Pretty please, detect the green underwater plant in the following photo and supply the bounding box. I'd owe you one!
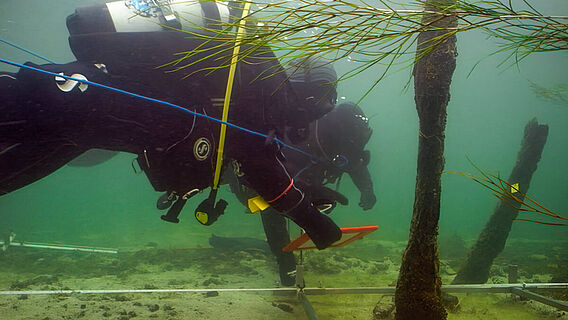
[529,81,568,105]
[446,163,568,227]
[161,0,568,97]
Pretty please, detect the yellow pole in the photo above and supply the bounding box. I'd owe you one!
[212,1,252,190]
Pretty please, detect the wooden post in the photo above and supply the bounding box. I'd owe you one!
[394,1,457,319]
[452,118,549,284]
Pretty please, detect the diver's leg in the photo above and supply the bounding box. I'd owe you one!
[0,65,89,195]
[0,140,84,195]
[0,72,22,139]
[234,140,342,250]
[260,209,296,286]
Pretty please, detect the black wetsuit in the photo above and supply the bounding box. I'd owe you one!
[229,102,377,285]
[0,5,342,249]
[285,102,377,210]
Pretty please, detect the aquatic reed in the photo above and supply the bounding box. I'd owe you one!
[446,163,568,227]
[159,0,567,96]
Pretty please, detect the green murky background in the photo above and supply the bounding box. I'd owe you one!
[0,0,566,319]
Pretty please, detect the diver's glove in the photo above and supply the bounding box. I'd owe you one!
[271,186,342,250]
[359,191,377,211]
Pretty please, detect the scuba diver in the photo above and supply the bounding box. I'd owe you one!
[0,1,346,249]
[223,101,376,286]
[283,101,376,211]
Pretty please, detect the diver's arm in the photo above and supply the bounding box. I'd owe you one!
[348,164,377,211]
[235,147,341,250]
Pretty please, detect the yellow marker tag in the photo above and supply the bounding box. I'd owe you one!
[248,196,270,214]
[511,183,519,194]
[195,211,208,225]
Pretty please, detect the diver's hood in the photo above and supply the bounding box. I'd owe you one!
[67,0,232,35]
[283,57,338,130]
[317,102,372,169]
[286,57,338,86]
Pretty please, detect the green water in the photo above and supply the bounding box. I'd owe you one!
[0,0,567,319]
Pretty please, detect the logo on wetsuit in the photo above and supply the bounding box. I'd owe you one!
[193,138,211,161]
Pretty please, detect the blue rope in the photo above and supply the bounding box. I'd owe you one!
[0,39,57,64]
[0,57,319,162]
[293,163,313,180]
